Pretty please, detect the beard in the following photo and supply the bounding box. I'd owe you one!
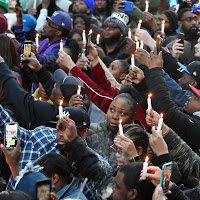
[103,32,122,45]
[183,25,199,40]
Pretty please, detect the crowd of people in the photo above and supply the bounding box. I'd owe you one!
[0,0,200,199]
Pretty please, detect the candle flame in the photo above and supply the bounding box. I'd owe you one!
[139,19,142,24]
[145,1,149,5]
[60,100,63,106]
[131,54,134,57]
[39,97,42,101]
[160,113,163,118]
[145,156,149,162]
[60,39,63,42]
[78,85,81,90]
[148,93,152,98]
[97,34,100,39]
[36,33,39,38]
[89,29,93,34]
[119,119,122,124]
[162,20,165,24]
[157,34,160,38]
[135,36,138,41]
[129,28,131,31]
[83,30,85,33]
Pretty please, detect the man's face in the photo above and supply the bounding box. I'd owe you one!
[43,19,61,38]
[112,171,129,200]
[50,83,63,105]
[184,95,200,114]
[103,22,123,45]
[178,71,196,90]
[73,0,90,14]
[179,11,199,37]
[95,0,107,12]
[195,38,200,57]
[107,98,133,132]
[156,14,171,31]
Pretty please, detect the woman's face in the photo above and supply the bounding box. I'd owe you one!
[108,60,124,83]
[71,33,84,49]
[107,98,133,132]
[74,17,86,30]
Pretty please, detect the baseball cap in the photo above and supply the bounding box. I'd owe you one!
[104,12,129,34]
[53,69,85,102]
[0,13,7,33]
[179,61,200,88]
[48,11,72,32]
[189,84,200,97]
[0,0,9,13]
[82,0,95,13]
[23,14,37,32]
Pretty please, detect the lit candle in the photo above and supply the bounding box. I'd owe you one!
[175,4,179,12]
[96,34,100,45]
[82,30,86,43]
[128,28,132,39]
[145,1,149,12]
[35,33,39,51]
[33,0,37,9]
[8,20,12,30]
[118,120,123,136]
[39,97,42,101]
[137,19,142,30]
[161,20,165,34]
[59,100,63,119]
[135,36,139,49]
[131,54,135,71]
[60,39,63,51]
[157,113,163,132]
[77,85,81,95]
[140,41,144,49]
[142,156,149,180]
[147,93,152,114]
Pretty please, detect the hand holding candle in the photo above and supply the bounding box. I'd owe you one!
[142,156,149,180]
[147,93,152,114]
[119,120,123,136]
[157,113,163,132]
[59,100,63,119]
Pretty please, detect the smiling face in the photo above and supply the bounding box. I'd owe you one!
[107,98,134,132]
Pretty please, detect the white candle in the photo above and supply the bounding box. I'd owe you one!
[128,28,131,39]
[147,93,152,114]
[175,4,179,12]
[137,19,142,30]
[82,30,86,43]
[131,54,135,71]
[60,39,63,51]
[96,34,100,45]
[8,20,12,30]
[142,156,149,180]
[77,85,81,95]
[118,120,123,136]
[135,36,139,49]
[157,113,163,132]
[161,20,165,34]
[59,100,63,119]
[35,33,39,51]
[145,1,149,12]
[140,41,144,49]
[33,0,37,9]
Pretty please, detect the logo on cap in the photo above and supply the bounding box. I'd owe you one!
[193,72,197,76]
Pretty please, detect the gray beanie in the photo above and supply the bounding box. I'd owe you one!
[104,12,129,35]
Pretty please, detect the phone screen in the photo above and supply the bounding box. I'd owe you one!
[168,0,178,8]
[4,123,18,150]
[24,43,32,57]
[160,163,172,194]
[37,183,51,200]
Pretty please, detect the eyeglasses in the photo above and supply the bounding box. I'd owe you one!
[181,17,198,22]
[45,20,61,30]
[103,24,119,30]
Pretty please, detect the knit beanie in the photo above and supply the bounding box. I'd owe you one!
[82,0,95,13]
[0,13,7,33]
[104,12,129,35]
[162,10,178,32]
[0,0,9,13]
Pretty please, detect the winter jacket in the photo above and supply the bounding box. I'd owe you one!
[145,67,200,155]
[70,63,149,131]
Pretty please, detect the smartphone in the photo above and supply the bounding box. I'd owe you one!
[156,36,162,55]
[36,179,51,200]
[23,40,32,57]
[119,1,134,12]
[168,0,178,8]
[4,122,18,150]
[178,33,184,45]
[193,4,200,13]
[160,162,173,194]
